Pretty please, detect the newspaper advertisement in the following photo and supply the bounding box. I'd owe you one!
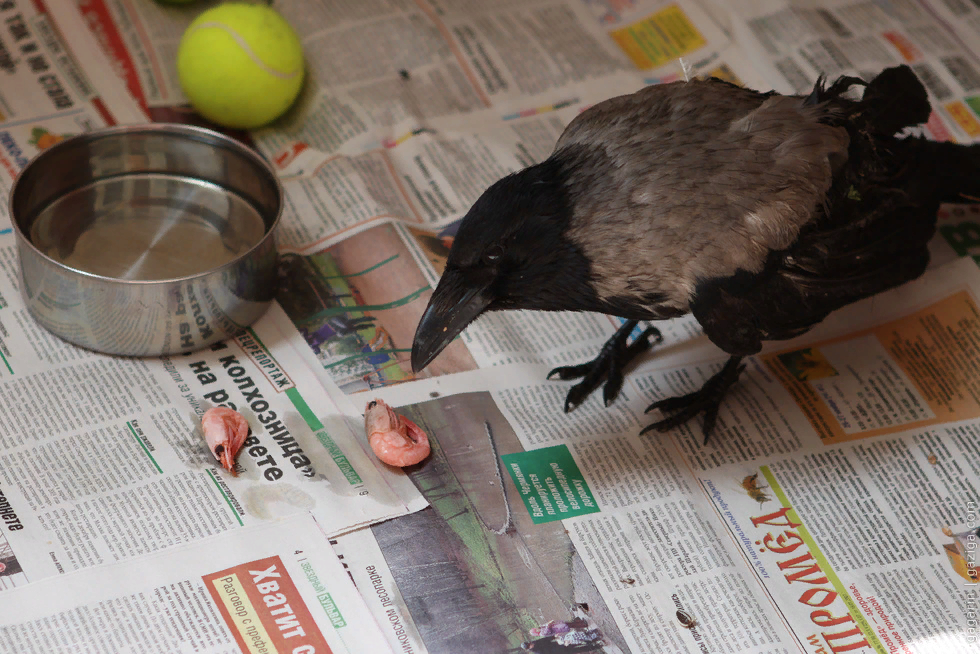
[0,231,423,591]
[0,513,394,653]
[0,0,145,202]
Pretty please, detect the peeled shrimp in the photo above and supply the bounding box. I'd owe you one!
[202,406,249,475]
[364,399,430,467]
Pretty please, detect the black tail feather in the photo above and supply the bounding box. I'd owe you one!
[858,65,931,136]
[808,65,931,136]
[899,138,980,205]
[816,65,978,205]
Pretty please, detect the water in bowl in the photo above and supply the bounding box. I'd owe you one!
[30,173,268,280]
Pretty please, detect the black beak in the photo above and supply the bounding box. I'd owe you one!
[412,268,492,372]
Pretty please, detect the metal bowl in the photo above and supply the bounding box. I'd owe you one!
[10,124,282,356]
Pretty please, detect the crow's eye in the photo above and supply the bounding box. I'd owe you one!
[483,246,504,265]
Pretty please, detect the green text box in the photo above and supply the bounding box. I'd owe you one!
[502,445,600,524]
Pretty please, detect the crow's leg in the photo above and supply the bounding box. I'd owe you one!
[548,320,662,412]
[642,355,745,444]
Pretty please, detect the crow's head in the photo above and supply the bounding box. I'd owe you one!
[411,157,596,372]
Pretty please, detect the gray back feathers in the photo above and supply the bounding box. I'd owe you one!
[555,79,849,314]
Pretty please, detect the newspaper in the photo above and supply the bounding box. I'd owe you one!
[0,0,145,217]
[0,0,430,580]
[327,257,980,654]
[0,239,425,587]
[0,0,974,653]
[720,0,980,142]
[0,513,395,653]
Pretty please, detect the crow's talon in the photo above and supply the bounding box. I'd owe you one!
[634,327,664,351]
[547,363,592,380]
[645,389,701,414]
[563,386,593,413]
[603,383,620,408]
[641,356,745,444]
[640,407,700,434]
[550,321,661,412]
[603,358,626,406]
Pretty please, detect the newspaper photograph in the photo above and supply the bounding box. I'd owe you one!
[331,389,632,654]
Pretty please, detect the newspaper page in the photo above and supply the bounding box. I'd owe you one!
[586,257,980,653]
[720,0,980,143]
[329,374,644,654]
[317,257,980,654]
[919,0,980,74]
[255,0,731,159]
[0,512,394,654]
[0,0,145,210]
[68,0,643,152]
[0,233,423,590]
[667,259,980,654]
[68,0,744,236]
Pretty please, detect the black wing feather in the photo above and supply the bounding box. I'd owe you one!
[692,65,956,357]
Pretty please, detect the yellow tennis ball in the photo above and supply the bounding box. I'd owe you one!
[177,3,304,129]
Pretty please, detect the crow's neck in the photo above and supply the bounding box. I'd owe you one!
[490,152,619,315]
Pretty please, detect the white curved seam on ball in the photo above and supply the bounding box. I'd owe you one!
[190,22,300,80]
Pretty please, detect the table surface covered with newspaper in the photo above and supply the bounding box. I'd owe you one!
[0,0,977,652]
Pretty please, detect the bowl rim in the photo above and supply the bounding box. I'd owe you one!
[9,122,284,286]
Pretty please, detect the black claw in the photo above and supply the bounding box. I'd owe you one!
[603,374,623,407]
[565,386,591,412]
[701,403,721,444]
[639,355,745,443]
[652,406,701,432]
[548,363,591,381]
[640,326,664,348]
[639,410,690,435]
[645,389,700,414]
[549,320,662,413]
[603,351,627,405]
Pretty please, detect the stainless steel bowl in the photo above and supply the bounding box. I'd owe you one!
[10,124,282,356]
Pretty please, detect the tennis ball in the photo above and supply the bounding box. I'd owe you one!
[177,3,304,129]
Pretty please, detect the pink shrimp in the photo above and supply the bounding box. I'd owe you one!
[364,398,430,467]
[202,406,249,475]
